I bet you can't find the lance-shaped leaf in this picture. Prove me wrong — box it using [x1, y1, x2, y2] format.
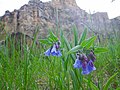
[81, 36, 97, 49]
[94, 47, 108, 53]
[72, 25, 78, 46]
[78, 28, 87, 45]
[49, 30, 58, 42]
[68, 45, 82, 54]
[63, 35, 76, 61]
[39, 39, 52, 45]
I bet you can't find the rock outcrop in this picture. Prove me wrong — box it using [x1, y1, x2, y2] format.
[0, 0, 120, 40]
[52, 0, 77, 7]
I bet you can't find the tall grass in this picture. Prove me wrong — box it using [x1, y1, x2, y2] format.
[0, 27, 119, 90]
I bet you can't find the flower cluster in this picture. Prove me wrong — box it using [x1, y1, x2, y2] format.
[44, 41, 62, 57]
[73, 51, 96, 75]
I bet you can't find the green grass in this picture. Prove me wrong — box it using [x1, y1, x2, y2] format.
[0, 28, 120, 90]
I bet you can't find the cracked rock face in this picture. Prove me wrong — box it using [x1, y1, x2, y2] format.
[0, 0, 120, 40]
[52, 0, 77, 7]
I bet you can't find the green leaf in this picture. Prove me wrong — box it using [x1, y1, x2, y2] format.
[49, 30, 58, 42]
[63, 35, 71, 51]
[103, 72, 119, 90]
[78, 28, 87, 45]
[47, 36, 54, 43]
[72, 25, 78, 46]
[63, 35, 76, 61]
[39, 39, 52, 45]
[81, 36, 97, 49]
[94, 47, 108, 53]
[68, 45, 82, 54]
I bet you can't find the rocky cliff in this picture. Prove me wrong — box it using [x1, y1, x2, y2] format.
[0, 0, 120, 40]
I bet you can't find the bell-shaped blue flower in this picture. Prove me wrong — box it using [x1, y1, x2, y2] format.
[51, 44, 62, 56]
[73, 59, 82, 68]
[81, 62, 90, 75]
[44, 48, 51, 56]
[44, 41, 62, 57]
[87, 60, 96, 72]
[73, 53, 82, 68]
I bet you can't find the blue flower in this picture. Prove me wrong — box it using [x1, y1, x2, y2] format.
[73, 52, 96, 75]
[44, 48, 51, 56]
[51, 44, 62, 56]
[73, 59, 82, 68]
[87, 60, 96, 72]
[44, 41, 62, 57]
[81, 62, 90, 75]
[73, 53, 82, 68]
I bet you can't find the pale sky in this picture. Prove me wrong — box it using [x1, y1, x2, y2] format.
[0, 0, 120, 19]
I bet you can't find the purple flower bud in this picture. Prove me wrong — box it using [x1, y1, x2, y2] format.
[89, 51, 96, 62]
[55, 44, 59, 49]
[82, 54, 88, 62]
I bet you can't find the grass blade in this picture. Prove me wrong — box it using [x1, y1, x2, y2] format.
[32, 26, 39, 48]
[70, 70, 79, 90]
[103, 72, 119, 90]
[60, 29, 65, 48]
[83, 78, 99, 90]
